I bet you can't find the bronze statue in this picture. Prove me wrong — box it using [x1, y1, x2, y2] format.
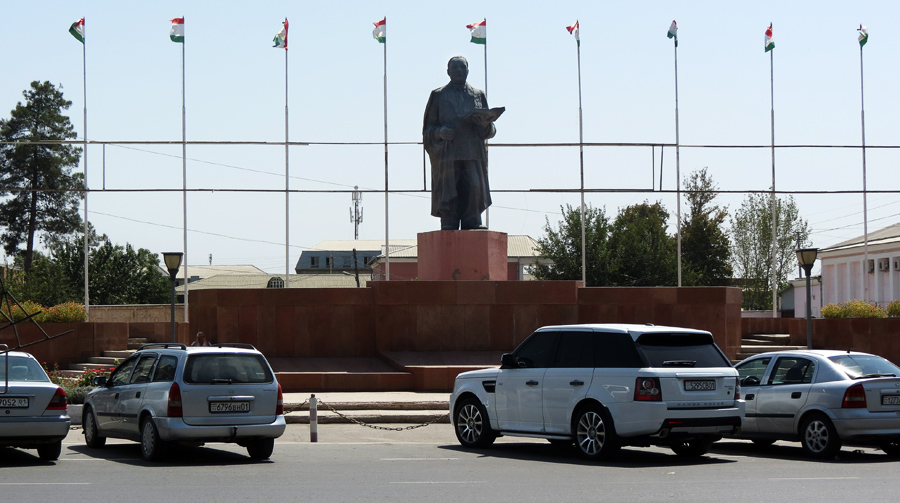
[423, 56, 503, 230]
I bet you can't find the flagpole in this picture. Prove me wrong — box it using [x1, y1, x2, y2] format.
[483, 19, 489, 229]
[769, 27, 777, 318]
[181, 21, 189, 323]
[284, 25, 290, 288]
[383, 17, 390, 281]
[674, 35, 682, 288]
[576, 38, 585, 286]
[860, 37, 868, 301]
[81, 20, 89, 315]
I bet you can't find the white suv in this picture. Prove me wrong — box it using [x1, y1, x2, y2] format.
[450, 324, 745, 458]
[83, 343, 285, 461]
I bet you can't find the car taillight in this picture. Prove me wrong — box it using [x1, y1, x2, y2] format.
[45, 386, 67, 411]
[275, 383, 284, 415]
[842, 383, 867, 409]
[167, 382, 183, 417]
[634, 377, 662, 401]
[734, 384, 741, 400]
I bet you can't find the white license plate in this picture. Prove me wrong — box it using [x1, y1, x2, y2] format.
[0, 397, 29, 408]
[684, 380, 716, 391]
[882, 395, 900, 405]
[209, 401, 250, 413]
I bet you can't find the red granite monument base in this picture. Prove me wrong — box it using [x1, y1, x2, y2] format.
[417, 230, 508, 281]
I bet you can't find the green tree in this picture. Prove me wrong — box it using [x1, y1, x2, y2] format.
[533, 204, 612, 286]
[0, 81, 83, 274]
[681, 168, 733, 286]
[607, 201, 677, 286]
[731, 191, 810, 310]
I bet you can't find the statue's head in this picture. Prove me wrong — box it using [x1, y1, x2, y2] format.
[447, 56, 469, 85]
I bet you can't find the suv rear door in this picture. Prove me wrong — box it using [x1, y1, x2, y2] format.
[635, 332, 738, 409]
[180, 352, 279, 426]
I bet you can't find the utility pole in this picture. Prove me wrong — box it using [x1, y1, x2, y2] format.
[350, 186, 363, 240]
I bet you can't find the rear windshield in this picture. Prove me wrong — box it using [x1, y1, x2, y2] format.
[0, 357, 50, 382]
[636, 333, 731, 368]
[829, 354, 900, 379]
[183, 353, 274, 384]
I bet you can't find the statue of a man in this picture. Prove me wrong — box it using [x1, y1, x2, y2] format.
[423, 56, 496, 230]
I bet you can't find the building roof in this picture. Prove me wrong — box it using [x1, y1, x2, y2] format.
[821, 222, 900, 253]
[305, 240, 416, 253]
[185, 273, 368, 291]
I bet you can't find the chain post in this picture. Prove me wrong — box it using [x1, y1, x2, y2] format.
[309, 394, 318, 442]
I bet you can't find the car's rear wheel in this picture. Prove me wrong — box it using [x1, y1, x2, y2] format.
[800, 413, 841, 459]
[247, 438, 275, 460]
[573, 404, 620, 459]
[140, 417, 167, 461]
[36, 440, 62, 461]
[670, 438, 715, 457]
[83, 407, 106, 448]
[880, 441, 900, 457]
[454, 397, 496, 448]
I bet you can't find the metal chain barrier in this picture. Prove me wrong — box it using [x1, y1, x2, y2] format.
[282, 398, 309, 414]
[316, 399, 449, 431]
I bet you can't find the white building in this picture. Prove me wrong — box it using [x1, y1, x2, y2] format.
[819, 222, 900, 308]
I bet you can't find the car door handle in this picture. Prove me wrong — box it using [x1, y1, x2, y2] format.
[526, 380, 539, 386]
[745, 394, 755, 400]
[570, 380, 584, 386]
[791, 392, 802, 399]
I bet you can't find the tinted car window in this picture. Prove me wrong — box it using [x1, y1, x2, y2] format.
[736, 357, 771, 386]
[767, 357, 815, 385]
[636, 333, 730, 368]
[594, 333, 644, 368]
[109, 357, 138, 386]
[514, 332, 559, 369]
[554, 332, 594, 368]
[130, 355, 157, 384]
[830, 354, 900, 379]
[183, 354, 274, 384]
[0, 357, 50, 382]
[153, 355, 178, 382]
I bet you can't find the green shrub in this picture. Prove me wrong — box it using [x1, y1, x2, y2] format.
[3, 300, 46, 322]
[820, 299, 887, 318]
[887, 300, 900, 318]
[821, 303, 841, 318]
[42, 302, 88, 322]
[64, 386, 91, 405]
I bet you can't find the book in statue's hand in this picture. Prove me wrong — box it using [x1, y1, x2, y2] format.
[465, 107, 505, 126]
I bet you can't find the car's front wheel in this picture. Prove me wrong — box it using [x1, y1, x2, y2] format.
[247, 438, 275, 460]
[83, 407, 106, 448]
[454, 397, 496, 448]
[670, 438, 715, 457]
[573, 404, 620, 459]
[800, 413, 841, 459]
[36, 441, 62, 461]
[140, 417, 167, 461]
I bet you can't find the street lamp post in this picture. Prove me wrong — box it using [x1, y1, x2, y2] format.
[162, 252, 183, 343]
[796, 248, 818, 350]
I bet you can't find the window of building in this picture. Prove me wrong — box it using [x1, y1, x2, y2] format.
[342, 256, 351, 268]
[267, 277, 285, 289]
[310, 256, 319, 268]
[325, 257, 333, 268]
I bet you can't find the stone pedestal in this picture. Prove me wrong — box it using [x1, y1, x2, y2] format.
[417, 230, 508, 281]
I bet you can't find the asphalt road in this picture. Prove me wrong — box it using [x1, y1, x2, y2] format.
[2, 425, 900, 502]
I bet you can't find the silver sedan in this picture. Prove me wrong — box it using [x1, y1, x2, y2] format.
[733, 349, 900, 458]
[0, 349, 71, 460]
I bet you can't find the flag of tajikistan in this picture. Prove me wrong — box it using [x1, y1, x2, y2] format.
[274, 18, 288, 49]
[858, 25, 868, 48]
[764, 23, 774, 52]
[467, 19, 486, 44]
[566, 21, 579, 46]
[69, 18, 85, 44]
[373, 18, 386, 43]
[667, 20, 677, 47]
[170, 18, 184, 43]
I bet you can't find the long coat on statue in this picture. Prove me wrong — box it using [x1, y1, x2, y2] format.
[422, 82, 496, 219]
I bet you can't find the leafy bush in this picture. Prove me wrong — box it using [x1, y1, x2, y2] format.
[42, 362, 113, 404]
[820, 299, 887, 318]
[42, 302, 87, 322]
[3, 300, 46, 322]
[64, 386, 91, 405]
[887, 300, 900, 318]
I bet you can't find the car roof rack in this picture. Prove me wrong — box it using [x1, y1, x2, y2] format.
[138, 343, 188, 351]
[212, 343, 257, 350]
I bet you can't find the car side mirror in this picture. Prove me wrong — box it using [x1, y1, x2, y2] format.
[92, 376, 108, 387]
[500, 353, 517, 369]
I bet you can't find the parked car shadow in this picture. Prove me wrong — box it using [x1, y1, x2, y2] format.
[0, 447, 58, 466]
[439, 441, 736, 468]
[712, 439, 897, 463]
[67, 443, 274, 467]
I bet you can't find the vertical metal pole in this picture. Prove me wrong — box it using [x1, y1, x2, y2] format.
[860, 44, 869, 302]
[383, 23, 390, 281]
[576, 42, 585, 286]
[181, 26, 189, 322]
[285, 41, 290, 287]
[170, 278, 176, 343]
[674, 41, 682, 287]
[484, 31, 490, 229]
[805, 271, 812, 349]
[82, 30, 89, 314]
[309, 394, 318, 442]
[769, 42, 777, 317]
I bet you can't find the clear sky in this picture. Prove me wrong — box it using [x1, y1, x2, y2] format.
[2, 1, 898, 276]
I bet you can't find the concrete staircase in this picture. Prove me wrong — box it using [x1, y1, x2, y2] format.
[735, 333, 806, 362]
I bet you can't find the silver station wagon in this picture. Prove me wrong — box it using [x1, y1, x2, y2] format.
[733, 349, 900, 458]
[83, 343, 285, 461]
